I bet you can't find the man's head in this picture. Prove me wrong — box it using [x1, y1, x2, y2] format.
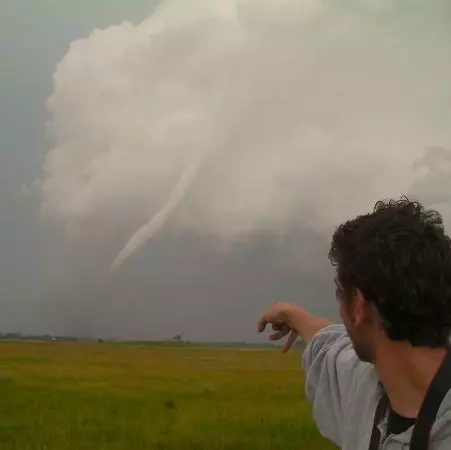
[329, 197, 451, 363]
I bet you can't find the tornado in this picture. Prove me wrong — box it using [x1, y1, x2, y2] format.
[111, 159, 202, 271]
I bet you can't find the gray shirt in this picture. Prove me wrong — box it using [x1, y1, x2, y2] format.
[302, 324, 451, 449]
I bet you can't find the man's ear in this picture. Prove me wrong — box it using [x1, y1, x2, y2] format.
[353, 288, 369, 327]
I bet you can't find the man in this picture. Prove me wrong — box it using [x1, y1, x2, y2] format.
[258, 198, 451, 449]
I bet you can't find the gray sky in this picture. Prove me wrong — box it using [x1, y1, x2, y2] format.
[1, 0, 451, 341]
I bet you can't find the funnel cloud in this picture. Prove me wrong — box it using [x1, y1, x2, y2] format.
[111, 158, 203, 270]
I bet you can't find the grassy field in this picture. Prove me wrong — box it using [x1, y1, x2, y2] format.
[0, 341, 337, 450]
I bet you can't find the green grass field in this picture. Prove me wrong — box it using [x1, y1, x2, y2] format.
[0, 341, 337, 450]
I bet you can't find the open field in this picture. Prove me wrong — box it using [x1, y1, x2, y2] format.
[0, 341, 337, 450]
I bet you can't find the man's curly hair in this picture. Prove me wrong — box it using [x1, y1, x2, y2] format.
[329, 197, 451, 347]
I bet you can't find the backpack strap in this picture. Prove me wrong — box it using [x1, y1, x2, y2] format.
[410, 347, 451, 450]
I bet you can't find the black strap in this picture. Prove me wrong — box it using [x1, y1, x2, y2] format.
[369, 347, 451, 450]
[410, 347, 451, 450]
[368, 390, 389, 450]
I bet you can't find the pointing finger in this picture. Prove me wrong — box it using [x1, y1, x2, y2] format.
[283, 330, 299, 353]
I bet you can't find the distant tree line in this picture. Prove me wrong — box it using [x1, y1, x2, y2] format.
[0, 332, 85, 342]
[0, 332, 307, 349]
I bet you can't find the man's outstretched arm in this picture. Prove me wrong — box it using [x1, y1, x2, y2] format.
[288, 304, 333, 343]
[258, 302, 365, 446]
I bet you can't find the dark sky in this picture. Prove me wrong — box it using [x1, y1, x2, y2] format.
[1, 1, 450, 342]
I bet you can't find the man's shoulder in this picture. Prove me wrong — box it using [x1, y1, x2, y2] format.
[304, 322, 381, 396]
[302, 323, 382, 446]
[311, 323, 380, 393]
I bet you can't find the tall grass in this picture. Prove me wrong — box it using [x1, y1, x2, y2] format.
[0, 341, 337, 449]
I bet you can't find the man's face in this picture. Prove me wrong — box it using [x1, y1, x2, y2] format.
[336, 278, 375, 363]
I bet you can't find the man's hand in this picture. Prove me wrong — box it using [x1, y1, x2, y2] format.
[258, 302, 333, 353]
[258, 302, 301, 353]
